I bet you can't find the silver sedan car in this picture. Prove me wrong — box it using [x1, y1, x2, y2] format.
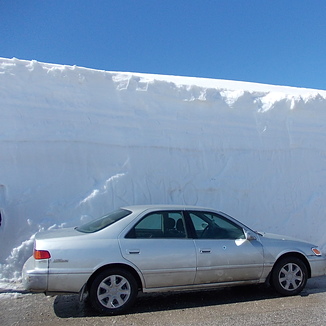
[22, 205, 326, 315]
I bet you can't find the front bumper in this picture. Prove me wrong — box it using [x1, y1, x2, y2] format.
[309, 255, 326, 278]
[22, 256, 48, 292]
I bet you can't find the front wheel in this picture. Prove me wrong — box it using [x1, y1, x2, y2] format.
[89, 268, 138, 315]
[271, 257, 308, 296]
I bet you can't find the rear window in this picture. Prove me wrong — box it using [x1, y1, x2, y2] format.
[76, 209, 131, 233]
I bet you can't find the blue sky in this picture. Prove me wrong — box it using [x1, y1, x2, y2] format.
[1, 0, 326, 90]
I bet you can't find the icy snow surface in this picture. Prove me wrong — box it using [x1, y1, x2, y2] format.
[1, 57, 326, 282]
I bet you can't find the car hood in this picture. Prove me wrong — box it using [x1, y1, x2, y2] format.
[258, 232, 311, 244]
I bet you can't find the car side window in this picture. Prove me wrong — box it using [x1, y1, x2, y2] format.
[189, 211, 245, 240]
[126, 211, 187, 239]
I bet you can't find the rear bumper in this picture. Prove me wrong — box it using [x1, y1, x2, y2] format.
[22, 256, 48, 292]
[22, 256, 89, 294]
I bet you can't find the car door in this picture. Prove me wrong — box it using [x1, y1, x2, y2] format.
[187, 210, 264, 285]
[119, 210, 197, 289]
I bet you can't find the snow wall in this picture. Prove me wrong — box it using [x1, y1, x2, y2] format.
[1, 57, 326, 281]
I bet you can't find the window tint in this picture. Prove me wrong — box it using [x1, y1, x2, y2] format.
[126, 211, 186, 239]
[76, 209, 131, 233]
[136, 213, 162, 230]
[189, 211, 245, 240]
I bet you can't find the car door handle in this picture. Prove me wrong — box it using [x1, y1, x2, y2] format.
[200, 249, 211, 254]
[127, 249, 140, 254]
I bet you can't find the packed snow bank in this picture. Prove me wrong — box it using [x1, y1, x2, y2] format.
[1, 57, 326, 281]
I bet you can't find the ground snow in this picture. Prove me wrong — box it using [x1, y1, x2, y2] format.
[1, 57, 326, 283]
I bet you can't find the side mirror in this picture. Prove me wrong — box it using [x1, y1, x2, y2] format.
[245, 230, 257, 241]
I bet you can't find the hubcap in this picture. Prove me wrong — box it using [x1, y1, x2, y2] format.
[97, 275, 131, 309]
[278, 263, 303, 291]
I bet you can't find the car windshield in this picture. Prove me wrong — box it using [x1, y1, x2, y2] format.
[76, 209, 131, 233]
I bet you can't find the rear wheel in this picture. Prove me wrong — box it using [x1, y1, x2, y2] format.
[89, 268, 138, 315]
[271, 257, 308, 296]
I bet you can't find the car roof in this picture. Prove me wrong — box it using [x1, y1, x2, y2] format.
[120, 204, 219, 213]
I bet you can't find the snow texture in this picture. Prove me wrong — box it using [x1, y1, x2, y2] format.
[1, 57, 326, 282]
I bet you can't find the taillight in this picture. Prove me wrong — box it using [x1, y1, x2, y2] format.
[34, 249, 51, 260]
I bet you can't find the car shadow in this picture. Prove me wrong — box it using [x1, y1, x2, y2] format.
[0, 288, 30, 295]
[53, 277, 326, 319]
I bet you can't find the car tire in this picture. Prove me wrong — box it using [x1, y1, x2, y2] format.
[271, 256, 308, 296]
[89, 268, 138, 315]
